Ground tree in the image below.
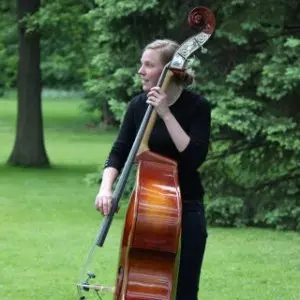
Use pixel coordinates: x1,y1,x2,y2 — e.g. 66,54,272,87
198,0,300,230
7,0,50,167
33,0,93,88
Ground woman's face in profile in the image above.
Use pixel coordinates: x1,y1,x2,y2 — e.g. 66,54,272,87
138,49,164,92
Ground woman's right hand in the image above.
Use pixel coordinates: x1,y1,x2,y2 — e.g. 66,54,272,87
95,189,113,216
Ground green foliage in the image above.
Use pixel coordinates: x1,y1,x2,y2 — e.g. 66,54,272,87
254,198,300,231
196,0,300,231
206,196,245,227
24,0,92,87
108,98,128,122
0,42,6,95
0,2,18,91
0,0,93,89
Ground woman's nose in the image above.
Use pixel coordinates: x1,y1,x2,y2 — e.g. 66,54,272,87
138,65,145,75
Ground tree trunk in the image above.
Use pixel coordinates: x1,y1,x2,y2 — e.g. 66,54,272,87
7,0,50,167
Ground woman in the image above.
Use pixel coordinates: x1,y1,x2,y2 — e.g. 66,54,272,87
95,39,211,299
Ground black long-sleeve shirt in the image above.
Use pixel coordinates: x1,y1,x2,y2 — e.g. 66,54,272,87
105,89,211,202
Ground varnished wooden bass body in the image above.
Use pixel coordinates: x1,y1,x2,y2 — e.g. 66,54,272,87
115,151,181,299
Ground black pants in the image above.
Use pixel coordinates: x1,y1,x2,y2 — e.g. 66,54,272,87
176,202,207,300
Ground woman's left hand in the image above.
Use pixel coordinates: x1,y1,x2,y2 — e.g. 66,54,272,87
146,87,171,119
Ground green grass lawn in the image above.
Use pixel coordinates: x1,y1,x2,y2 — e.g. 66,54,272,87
0,92,299,300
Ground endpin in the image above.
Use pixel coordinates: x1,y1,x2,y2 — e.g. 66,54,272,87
82,272,96,291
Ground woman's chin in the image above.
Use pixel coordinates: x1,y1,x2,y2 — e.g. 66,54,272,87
142,84,150,92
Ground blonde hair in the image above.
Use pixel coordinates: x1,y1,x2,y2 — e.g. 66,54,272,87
144,39,194,86
144,39,179,66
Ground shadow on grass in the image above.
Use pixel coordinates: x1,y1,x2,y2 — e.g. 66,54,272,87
0,162,99,177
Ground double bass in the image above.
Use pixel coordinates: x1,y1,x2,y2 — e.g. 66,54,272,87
77,6,215,300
